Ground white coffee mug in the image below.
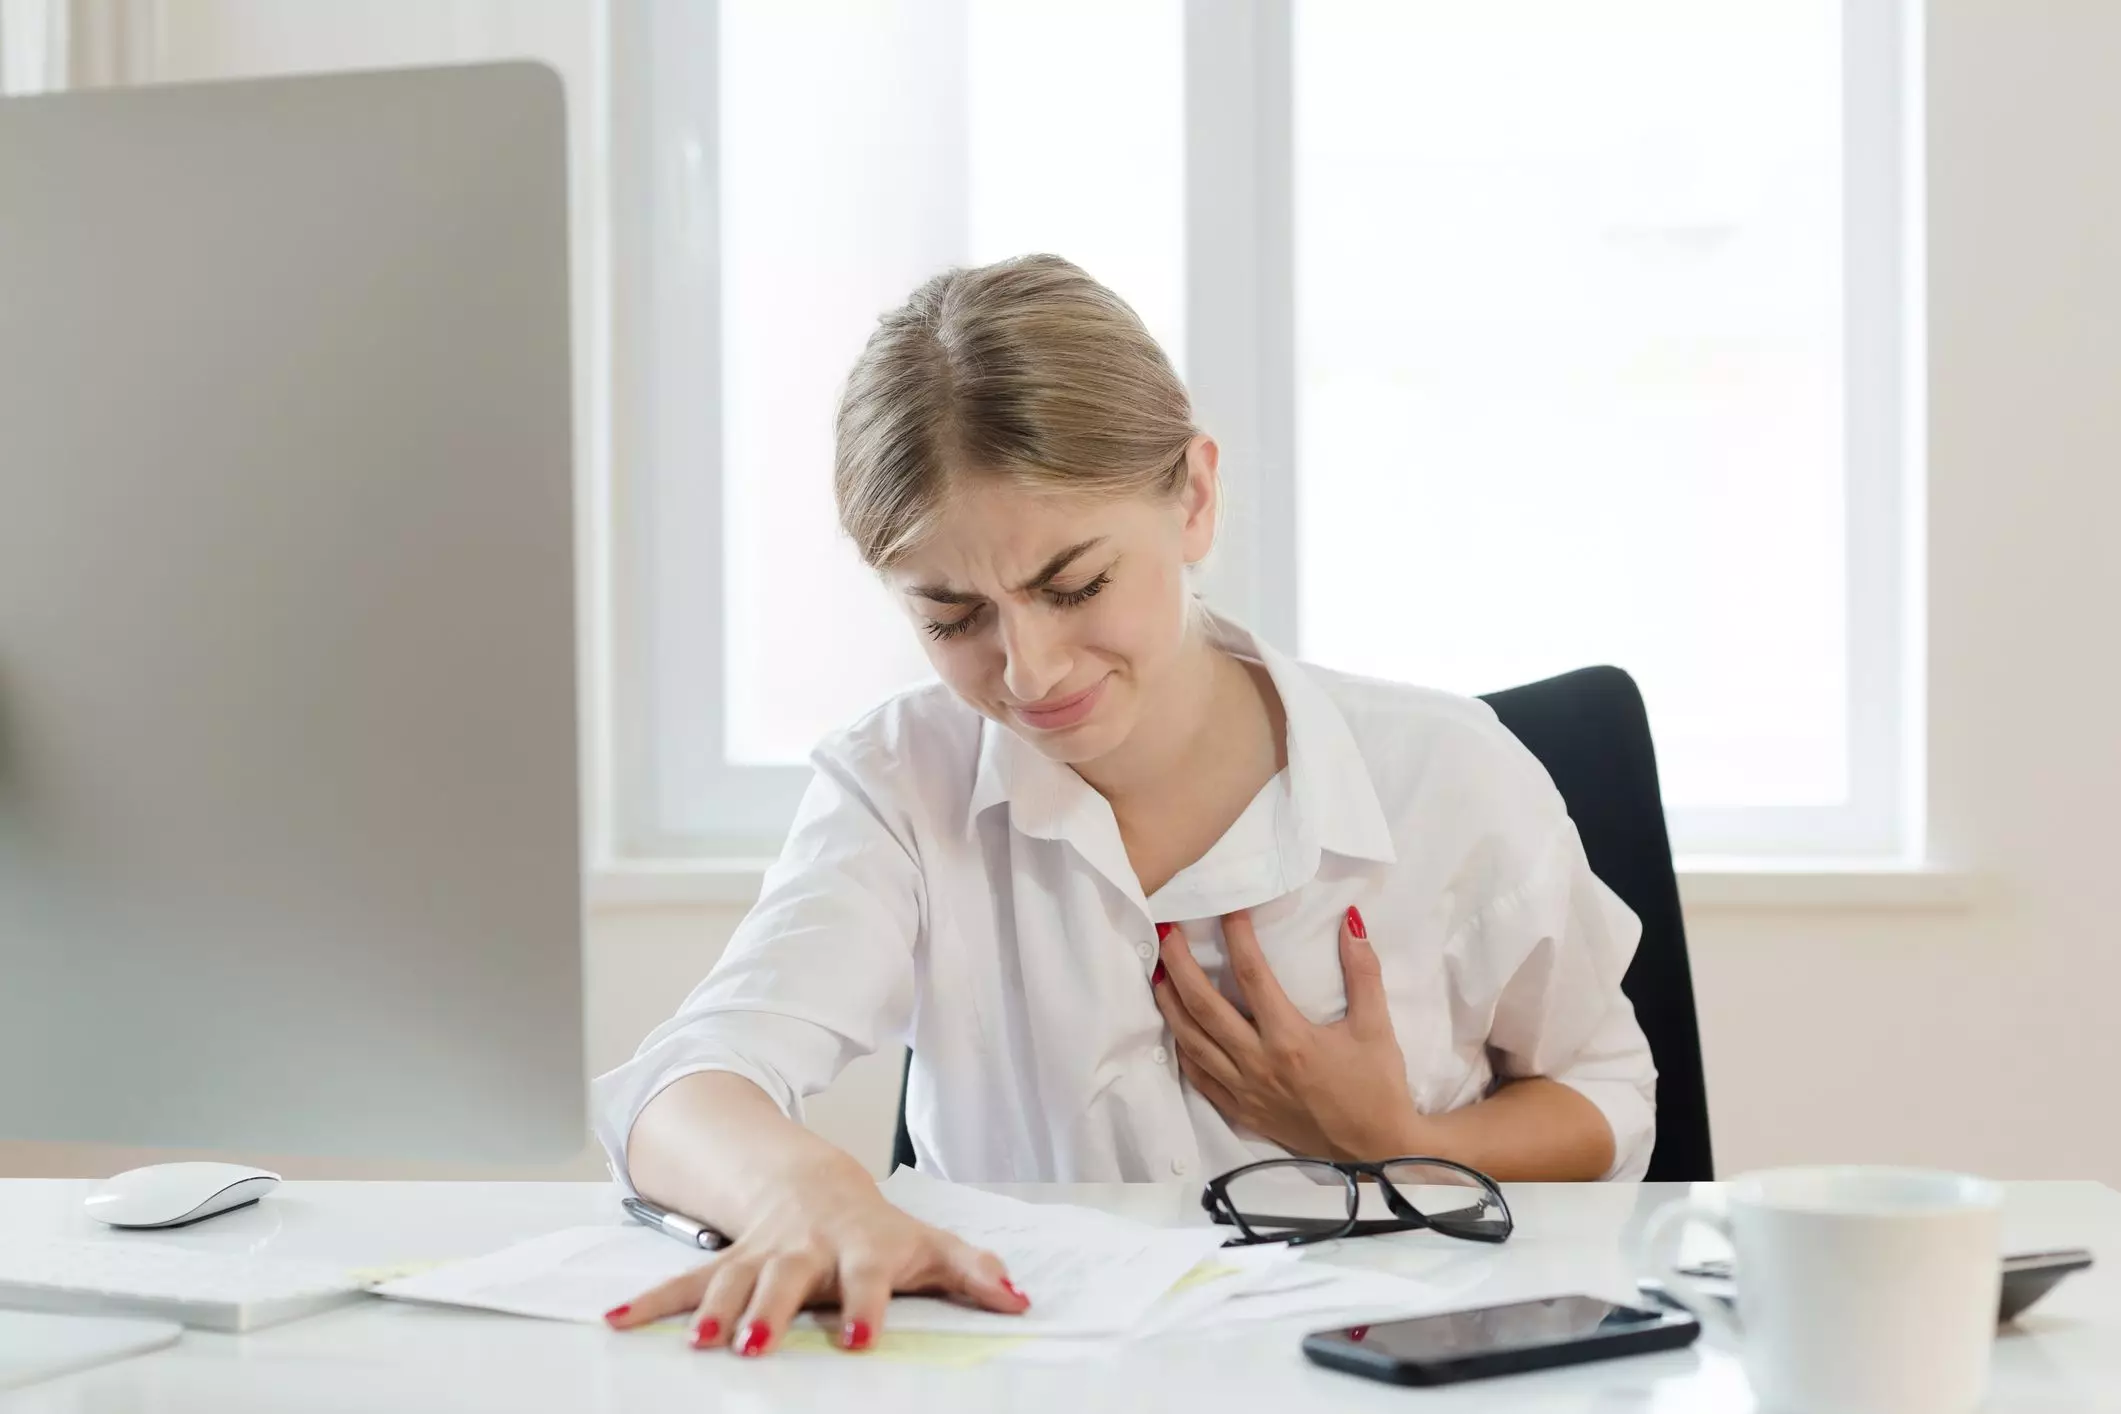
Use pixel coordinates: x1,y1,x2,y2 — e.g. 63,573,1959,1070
1640,1166,2003,1414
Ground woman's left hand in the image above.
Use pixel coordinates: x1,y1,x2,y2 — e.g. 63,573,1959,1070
1153,907,1421,1162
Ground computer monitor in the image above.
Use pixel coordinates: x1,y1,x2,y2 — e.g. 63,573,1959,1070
0,62,586,1162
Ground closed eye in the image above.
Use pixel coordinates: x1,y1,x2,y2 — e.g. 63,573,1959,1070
924,608,983,642
1048,571,1110,607
921,570,1113,642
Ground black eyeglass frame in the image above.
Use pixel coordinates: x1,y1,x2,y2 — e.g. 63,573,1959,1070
1200,1155,1514,1248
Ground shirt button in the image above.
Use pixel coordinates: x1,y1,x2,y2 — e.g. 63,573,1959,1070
1170,1157,1189,1176
1136,941,1154,961
1152,1046,1169,1066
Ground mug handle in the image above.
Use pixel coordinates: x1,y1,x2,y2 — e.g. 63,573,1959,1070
1638,1198,1744,1347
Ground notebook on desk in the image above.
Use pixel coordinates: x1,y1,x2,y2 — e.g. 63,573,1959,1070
0,1240,367,1333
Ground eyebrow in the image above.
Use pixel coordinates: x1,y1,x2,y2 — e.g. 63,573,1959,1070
908,538,1107,605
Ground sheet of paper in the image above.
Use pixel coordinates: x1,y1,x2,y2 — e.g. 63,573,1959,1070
1190,1262,1449,1327
1006,1262,1451,1364
871,1170,1232,1336
375,1226,711,1322
378,1175,1254,1339
1133,1245,1303,1335
773,1327,1030,1366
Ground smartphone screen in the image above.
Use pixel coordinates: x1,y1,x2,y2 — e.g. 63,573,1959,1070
1328,1296,1673,1363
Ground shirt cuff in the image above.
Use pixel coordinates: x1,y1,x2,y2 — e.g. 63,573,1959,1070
1554,1072,1657,1182
591,1046,801,1198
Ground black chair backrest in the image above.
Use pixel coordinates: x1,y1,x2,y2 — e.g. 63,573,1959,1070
1476,666,1712,1181
892,664,1711,1181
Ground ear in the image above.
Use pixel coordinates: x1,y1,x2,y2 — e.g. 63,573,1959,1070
1177,435,1220,565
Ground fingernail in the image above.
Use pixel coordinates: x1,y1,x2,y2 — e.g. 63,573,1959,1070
738,1321,770,1357
1001,1278,1030,1306
1156,922,1173,941
1150,961,1167,986
843,1319,874,1350
690,1316,719,1347
1346,905,1367,940
603,1304,631,1324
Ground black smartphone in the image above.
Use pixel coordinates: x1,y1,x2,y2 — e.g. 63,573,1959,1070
1302,1294,1700,1387
1637,1248,2094,1325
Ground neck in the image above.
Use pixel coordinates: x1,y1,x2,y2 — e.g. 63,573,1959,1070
1075,610,1276,810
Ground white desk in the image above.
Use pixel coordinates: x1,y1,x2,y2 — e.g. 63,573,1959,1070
0,1178,2114,1411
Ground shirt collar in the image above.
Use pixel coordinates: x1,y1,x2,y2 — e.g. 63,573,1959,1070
963,606,1398,872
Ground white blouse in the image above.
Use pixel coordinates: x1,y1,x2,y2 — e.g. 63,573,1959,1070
594,611,1657,1188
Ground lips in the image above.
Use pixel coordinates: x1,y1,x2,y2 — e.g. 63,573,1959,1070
1012,675,1109,731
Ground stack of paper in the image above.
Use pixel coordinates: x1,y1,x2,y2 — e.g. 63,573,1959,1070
865,1170,1232,1336
372,1225,715,1324
374,1170,1445,1344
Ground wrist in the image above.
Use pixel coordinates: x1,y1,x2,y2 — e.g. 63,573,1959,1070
1338,1097,1433,1163
721,1140,874,1230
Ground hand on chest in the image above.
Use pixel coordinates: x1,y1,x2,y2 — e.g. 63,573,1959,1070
1164,889,1365,1027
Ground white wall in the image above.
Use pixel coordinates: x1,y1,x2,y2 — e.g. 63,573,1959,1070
1691,0,2121,1184
6,0,2118,1185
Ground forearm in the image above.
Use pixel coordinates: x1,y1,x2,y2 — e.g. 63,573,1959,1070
1392,1077,1616,1182
627,1071,874,1234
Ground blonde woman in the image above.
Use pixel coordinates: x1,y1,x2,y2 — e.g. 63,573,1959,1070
598,255,1655,1356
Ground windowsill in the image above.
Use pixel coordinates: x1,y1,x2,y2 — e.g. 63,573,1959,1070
1674,858,1979,912
587,857,1981,914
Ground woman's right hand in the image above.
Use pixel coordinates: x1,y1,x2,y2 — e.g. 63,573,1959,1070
601,1168,1030,1355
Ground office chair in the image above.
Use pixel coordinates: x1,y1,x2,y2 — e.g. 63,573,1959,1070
1477,667,1713,1182
892,665,1713,1182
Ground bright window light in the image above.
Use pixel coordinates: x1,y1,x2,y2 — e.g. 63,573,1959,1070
719,0,1183,766
1294,0,1846,808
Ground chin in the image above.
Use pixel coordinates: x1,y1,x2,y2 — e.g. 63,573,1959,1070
1010,709,1133,765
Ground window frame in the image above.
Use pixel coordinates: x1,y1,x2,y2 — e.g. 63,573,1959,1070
602,0,1923,864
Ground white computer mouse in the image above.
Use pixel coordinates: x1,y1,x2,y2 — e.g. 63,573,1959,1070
82,1162,281,1229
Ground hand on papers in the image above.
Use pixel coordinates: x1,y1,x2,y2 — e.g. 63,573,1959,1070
601,1171,1028,1356
374,1173,1452,1360
1154,906,1419,1161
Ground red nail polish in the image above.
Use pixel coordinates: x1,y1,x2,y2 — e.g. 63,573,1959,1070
603,1304,631,1324
1001,1278,1030,1306
844,1319,874,1350
738,1321,770,1357
1150,961,1167,986
689,1316,720,1347
1346,905,1367,940
1156,922,1173,941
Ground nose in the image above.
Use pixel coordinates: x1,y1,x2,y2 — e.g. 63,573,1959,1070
998,607,1070,704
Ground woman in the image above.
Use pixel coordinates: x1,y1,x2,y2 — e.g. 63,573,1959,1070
597,255,1655,1355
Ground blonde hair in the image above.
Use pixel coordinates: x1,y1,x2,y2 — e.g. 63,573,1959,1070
834,254,1199,569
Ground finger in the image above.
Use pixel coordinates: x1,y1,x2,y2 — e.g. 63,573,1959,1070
1178,1050,1246,1123
687,1252,763,1348
1221,909,1307,1034
1338,906,1389,1034
604,1259,718,1331
1158,922,1263,1059
1153,981,1245,1089
735,1251,833,1356
835,1253,892,1351
929,1236,1031,1314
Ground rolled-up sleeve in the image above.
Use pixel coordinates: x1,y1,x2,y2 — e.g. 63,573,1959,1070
591,745,921,1194
1449,816,1659,1182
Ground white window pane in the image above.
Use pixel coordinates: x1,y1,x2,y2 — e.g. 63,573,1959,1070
1294,0,1846,809
967,2,1186,363
721,0,1182,766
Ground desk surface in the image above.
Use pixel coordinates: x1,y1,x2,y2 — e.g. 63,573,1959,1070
0,1178,2114,1412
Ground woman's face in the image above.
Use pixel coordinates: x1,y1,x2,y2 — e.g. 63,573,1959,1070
884,437,1220,766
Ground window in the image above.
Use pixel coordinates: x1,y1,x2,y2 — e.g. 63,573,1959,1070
612,0,1181,851
610,0,1920,860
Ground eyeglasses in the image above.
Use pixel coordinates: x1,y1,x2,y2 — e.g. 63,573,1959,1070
1201,1156,1513,1247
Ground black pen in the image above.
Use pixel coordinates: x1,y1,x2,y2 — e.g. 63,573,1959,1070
622,1195,731,1251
